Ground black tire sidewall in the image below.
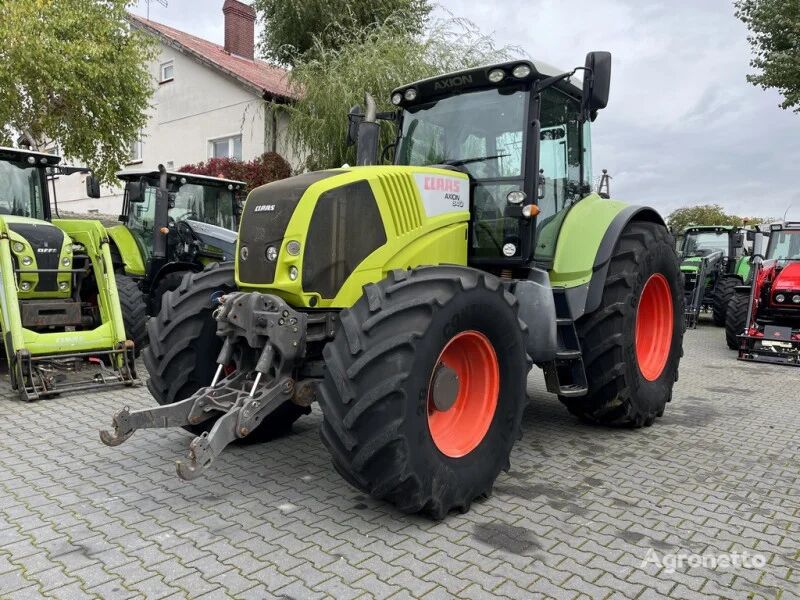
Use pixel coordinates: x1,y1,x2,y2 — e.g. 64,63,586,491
625,234,683,413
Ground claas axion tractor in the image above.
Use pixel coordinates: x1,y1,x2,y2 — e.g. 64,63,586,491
0,147,141,400
102,53,685,517
726,222,800,365
679,225,750,328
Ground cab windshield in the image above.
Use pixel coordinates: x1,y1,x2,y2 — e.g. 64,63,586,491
683,231,729,256
127,181,236,261
397,87,528,259
0,160,45,219
766,229,800,260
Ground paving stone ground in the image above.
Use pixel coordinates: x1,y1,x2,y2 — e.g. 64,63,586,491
1,321,799,599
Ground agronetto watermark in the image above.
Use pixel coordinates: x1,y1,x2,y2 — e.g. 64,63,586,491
640,549,767,574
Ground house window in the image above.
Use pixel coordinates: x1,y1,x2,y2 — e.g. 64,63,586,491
210,135,242,160
128,134,143,163
160,60,174,83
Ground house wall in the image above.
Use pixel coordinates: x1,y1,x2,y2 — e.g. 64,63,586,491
55,40,294,214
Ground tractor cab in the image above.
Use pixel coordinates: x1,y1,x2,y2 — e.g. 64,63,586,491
679,225,750,327
389,55,610,273
114,169,244,266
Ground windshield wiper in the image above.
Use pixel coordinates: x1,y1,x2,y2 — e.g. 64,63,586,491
435,153,510,167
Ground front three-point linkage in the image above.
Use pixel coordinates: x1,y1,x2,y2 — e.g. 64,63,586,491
100,292,308,480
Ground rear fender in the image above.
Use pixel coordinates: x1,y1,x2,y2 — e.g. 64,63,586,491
548,195,665,320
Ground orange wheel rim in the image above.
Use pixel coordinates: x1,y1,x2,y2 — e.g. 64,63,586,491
427,331,499,458
635,273,674,381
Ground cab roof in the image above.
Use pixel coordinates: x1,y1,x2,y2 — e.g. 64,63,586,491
683,225,739,233
0,146,61,166
391,59,583,108
116,168,245,189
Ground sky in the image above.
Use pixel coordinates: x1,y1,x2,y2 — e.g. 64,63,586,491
130,0,800,220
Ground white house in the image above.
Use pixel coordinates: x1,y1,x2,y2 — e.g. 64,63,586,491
55,0,298,214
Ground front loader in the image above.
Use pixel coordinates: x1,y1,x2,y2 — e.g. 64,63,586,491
726,222,800,364
0,147,139,400
101,53,685,518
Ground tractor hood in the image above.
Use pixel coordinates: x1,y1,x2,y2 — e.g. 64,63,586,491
680,256,701,273
184,219,237,261
0,216,73,296
774,261,800,292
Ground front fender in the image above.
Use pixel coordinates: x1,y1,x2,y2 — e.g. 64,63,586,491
106,225,145,276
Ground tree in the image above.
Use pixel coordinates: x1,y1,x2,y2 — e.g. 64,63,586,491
286,17,516,170
178,152,292,193
0,0,155,182
666,204,774,233
735,0,800,112
253,0,432,67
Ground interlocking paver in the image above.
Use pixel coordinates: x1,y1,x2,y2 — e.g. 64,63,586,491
0,324,798,598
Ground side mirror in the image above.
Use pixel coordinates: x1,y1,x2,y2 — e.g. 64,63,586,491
582,51,611,120
85,175,101,199
346,105,363,147
127,180,145,204
732,233,745,249
746,230,756,242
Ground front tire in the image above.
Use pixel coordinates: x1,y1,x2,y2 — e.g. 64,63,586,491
116,275,148,357
559,221,684,427
318,267,529,519
725,291,749,350
711,276,738,326
143,263,308,439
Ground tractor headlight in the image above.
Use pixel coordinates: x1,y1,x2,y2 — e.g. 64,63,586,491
265,245,278,262
12,242,24,253
62,257,70,267
239,245,249,261
286,240,301,256
404,88,417,102
391,92,403,106
21,256,32,266
288,266,298,281
512,64,532,79
793,294,800,304
59,281,69,291
776,293,786,303
507,190,526,205
20,281,31,291
488,69,505,83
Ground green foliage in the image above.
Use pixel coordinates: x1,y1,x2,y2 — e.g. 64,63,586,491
0,0,155,183
286,17,517,170
666,204,774,233
253,0,432,67
735,0,800,112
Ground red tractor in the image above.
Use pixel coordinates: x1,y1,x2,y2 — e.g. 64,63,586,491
726,222,800,365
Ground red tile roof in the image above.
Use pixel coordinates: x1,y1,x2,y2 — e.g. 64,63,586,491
128,13,296,100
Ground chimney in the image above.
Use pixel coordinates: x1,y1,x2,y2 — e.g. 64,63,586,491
223,0,256,60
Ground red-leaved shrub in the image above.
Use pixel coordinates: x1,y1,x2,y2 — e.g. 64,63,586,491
178,152,292,193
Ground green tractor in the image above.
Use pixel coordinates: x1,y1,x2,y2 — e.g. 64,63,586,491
680,225,750,328
100,168,245,327
101,53,685,518
0,147,140,400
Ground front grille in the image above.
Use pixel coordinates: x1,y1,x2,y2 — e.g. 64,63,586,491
8,223,64,292
237,171,339,285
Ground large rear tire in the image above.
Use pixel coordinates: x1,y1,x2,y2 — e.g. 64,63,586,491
559,221,683,427
116,275,149,357
143,263,308,439
725,291,749,350
711,276,738,326
318,267,529,519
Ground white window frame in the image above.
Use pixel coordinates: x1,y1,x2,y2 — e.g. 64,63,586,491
127,134,143,165
160,60,174,83
208,134,242,160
